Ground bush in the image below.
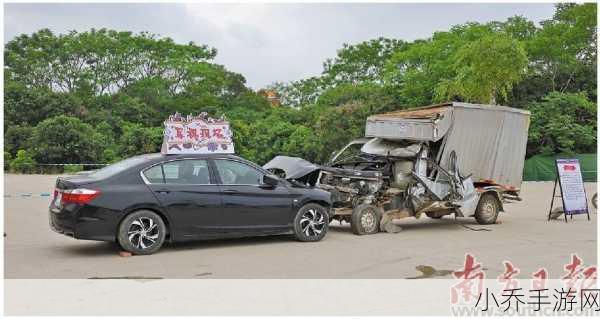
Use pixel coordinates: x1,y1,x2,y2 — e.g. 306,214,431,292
63,164,84,174
118,123,163,158
30,115,102,164
10,150,37,173
4,151,12,171
526,92,597,156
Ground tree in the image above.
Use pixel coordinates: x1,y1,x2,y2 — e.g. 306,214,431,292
527,3,597,93
435,34,528,104
268,77,326,108
2,4,597,169
30,116,102,163
322,38,406,85
4,28,218,95
117,123,163,158
526,92,596,156
4,125,34,157
4,81,82,127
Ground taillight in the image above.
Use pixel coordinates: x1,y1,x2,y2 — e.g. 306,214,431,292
60,188,101,205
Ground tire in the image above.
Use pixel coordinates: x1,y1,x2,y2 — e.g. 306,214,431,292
293,203,329,242
351,204,382,235
117,210,166,255
474,193,500,225
592,193,597,209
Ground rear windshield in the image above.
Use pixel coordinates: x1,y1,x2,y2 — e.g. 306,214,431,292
89,154,162,180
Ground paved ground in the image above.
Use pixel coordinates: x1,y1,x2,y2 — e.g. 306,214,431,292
4,174,597,279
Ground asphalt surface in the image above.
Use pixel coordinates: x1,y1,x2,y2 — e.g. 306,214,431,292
4,174,598,279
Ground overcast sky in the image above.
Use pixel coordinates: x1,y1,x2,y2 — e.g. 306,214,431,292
4,2,556,89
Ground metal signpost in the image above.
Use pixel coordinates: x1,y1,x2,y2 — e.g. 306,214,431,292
548,158,591,222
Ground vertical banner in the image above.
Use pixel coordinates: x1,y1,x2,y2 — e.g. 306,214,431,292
556,159,588,215
162,112,234,154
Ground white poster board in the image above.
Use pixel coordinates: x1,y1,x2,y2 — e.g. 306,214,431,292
556,159,588,215
162,113,234,154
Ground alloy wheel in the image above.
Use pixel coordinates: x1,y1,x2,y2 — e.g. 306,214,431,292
299,208,326,237
127,217,160,249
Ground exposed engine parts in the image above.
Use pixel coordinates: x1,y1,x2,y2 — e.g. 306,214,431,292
264,102,530,236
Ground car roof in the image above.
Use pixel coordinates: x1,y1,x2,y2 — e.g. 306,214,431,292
156,153,243,160
139,153,255,167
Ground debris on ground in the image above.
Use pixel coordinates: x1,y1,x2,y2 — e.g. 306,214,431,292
406,265,453,279
549,206,564,220
118,251,133,257
194,272,213,277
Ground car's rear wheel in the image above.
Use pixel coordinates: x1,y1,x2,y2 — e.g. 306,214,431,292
474,193,500,225
293,203,329,242
117,210,166,255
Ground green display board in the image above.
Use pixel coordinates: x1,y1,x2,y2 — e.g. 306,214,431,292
523,153,597,182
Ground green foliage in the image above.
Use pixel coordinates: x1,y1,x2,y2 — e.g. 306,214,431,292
526,92,596,155
4,125,34,157
64,164,84,174
2,4,597,170
10,150,37,173
5,28,217,95
323,38,406,85
30,116,102,163
435,34,527,104
118,124,163,158
4,151,12,171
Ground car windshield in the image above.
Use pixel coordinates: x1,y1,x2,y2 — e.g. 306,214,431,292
331,143,365,164
89,154,162,180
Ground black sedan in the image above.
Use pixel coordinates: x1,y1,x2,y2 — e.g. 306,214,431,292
49,153,332,254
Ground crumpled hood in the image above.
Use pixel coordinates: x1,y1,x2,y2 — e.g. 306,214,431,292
263,156,320,180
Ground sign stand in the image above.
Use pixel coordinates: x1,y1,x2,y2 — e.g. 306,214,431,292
548,159,591,222
548,176,569,223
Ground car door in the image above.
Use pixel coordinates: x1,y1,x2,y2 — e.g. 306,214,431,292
211,158,293,233
142,159,223,239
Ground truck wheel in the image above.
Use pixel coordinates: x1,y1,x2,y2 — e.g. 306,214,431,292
293,203,329,242
351,204,382,235
117,210,166,255
474,193,500,225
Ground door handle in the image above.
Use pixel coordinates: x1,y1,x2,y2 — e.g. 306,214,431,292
156,189,171,194
222,189,238,194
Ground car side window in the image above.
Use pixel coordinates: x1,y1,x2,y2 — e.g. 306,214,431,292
144,160,211,184
143,165,165,183
214,159,263,185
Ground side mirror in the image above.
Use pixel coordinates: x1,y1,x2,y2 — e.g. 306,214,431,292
261,174,279,188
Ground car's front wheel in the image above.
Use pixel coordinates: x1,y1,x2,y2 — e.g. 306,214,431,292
117,210,166,255
351,204,382,235
293,203,329,242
